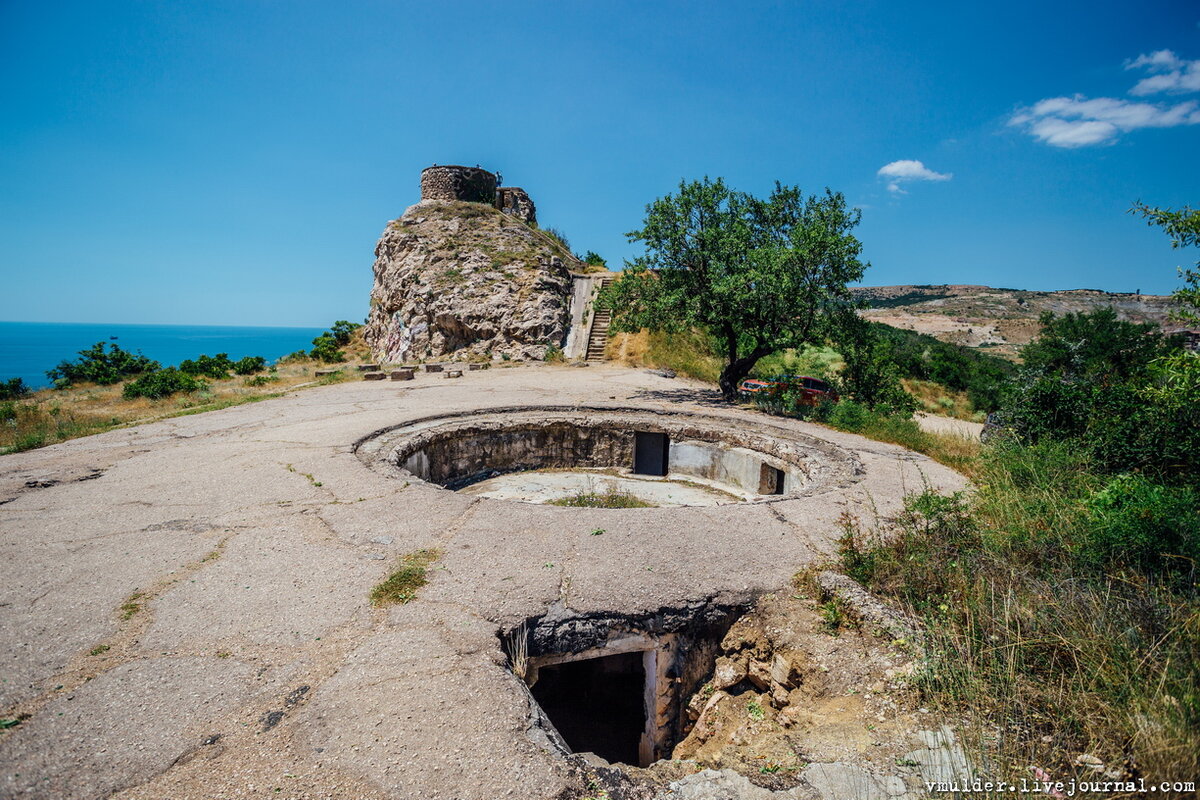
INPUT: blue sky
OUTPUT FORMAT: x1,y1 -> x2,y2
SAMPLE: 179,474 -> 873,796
1,1 -> 1197,327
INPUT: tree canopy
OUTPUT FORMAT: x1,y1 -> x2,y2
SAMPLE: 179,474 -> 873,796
599,177 -> 867,399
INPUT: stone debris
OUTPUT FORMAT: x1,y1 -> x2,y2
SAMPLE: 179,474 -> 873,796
356,364 -> 380,372
389,369 -> 414,381
445,370 -> 463,379
361,371 -> 386,381
801,762 -> 910,800
423,363 -> 443,373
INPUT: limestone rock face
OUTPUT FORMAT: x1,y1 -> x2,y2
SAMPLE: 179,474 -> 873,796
364,200 -> 574,363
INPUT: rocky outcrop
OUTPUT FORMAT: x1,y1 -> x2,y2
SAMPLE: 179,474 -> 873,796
364,200 -> 576,363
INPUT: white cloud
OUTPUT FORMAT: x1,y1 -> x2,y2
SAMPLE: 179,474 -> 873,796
876,160 -> 952,194
1008,93 -> 1200,147
1126,49 -> 1200,95
1010,49 -> 1200,147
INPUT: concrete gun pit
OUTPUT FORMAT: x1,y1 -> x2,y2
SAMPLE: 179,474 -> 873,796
354,406 -> 866,507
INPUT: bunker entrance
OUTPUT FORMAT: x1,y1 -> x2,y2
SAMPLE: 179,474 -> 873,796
507,601 -> 748,768
632,431 -> 670,476
530,650 -> 648,766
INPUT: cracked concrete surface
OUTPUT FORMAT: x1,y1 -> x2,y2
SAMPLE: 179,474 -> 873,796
0,365 -> 966,799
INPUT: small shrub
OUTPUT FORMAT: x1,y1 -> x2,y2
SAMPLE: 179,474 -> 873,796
47,342 -> 159,387
0,378 -> 29,401
243,374 -> 279,387
179,353 -> 234,379
232,356 -> 266,375
279,350 -> 311,364
123,368 -> 206,400
548,490 -> 656,508
583,250 -> 607,267
543,344 -> 565,363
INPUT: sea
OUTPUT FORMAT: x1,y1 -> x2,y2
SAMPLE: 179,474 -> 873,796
0,321 -> 328,389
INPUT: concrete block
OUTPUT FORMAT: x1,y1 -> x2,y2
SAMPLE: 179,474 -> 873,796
390,369 -> 415,381
362,371 -> 387,381
423,364 -> 444,373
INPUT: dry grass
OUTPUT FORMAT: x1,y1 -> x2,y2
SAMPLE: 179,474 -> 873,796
369,549 -> 442,606
903,378 -> 984,422
607,329 -> 724,382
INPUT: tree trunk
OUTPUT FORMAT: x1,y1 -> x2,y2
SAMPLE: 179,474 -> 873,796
718,350 -> 769,401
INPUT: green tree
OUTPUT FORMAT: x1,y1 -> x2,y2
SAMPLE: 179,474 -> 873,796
1132,202 -> 1199,322
600,178 -> 867,400
330,320 -> 362,346
47,342 -> 159,388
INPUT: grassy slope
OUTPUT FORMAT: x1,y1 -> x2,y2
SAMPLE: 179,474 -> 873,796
1,333 -> 372,455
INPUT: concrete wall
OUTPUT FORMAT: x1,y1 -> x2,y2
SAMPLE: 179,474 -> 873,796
669,440 -> 803,495
564,276 -> 607,360
399,422 -> 808,498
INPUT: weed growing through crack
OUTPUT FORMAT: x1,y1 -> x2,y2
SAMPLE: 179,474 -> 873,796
369,549 -> 441,606
285,463 -> 322,487
503,622 -> 529,680
119,591 -> 144,620
89,644 -> 110,656
590,528 -> 606,536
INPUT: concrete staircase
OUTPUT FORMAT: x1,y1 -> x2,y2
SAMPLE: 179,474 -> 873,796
585,277 -> 615,362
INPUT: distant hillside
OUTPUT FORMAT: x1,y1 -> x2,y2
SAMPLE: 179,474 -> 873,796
853,284 -> 1178,358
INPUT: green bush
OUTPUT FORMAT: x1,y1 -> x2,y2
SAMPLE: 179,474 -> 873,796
1082,473 -> 1200,579
243,374 -> 279,387
179,353 -> 234,379
232,356 -> 266,375
329,320 -> 361,346
47,343 -> 159,387
0,378 -> 29,401
123,368 -> 205,400
310,333 -> 345,363
583,250 -> 607,267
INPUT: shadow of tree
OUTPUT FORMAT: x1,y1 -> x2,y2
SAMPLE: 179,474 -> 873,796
627,387 -> 731,408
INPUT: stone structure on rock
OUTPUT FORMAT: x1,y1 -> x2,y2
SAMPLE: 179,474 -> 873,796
419,165 -> 497,204
418,165 -> 537,225
364,165 -> 576,363
496,186 -> 537,225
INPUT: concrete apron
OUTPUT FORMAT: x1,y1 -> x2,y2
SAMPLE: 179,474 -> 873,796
0,365 -> 968,800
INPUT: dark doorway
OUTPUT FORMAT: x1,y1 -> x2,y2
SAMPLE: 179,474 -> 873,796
530,651 -> 647,765
633,431 -> 669,476
759,463 -> 786,495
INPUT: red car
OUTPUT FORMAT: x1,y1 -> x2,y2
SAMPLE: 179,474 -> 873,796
738,375 -> 839,406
